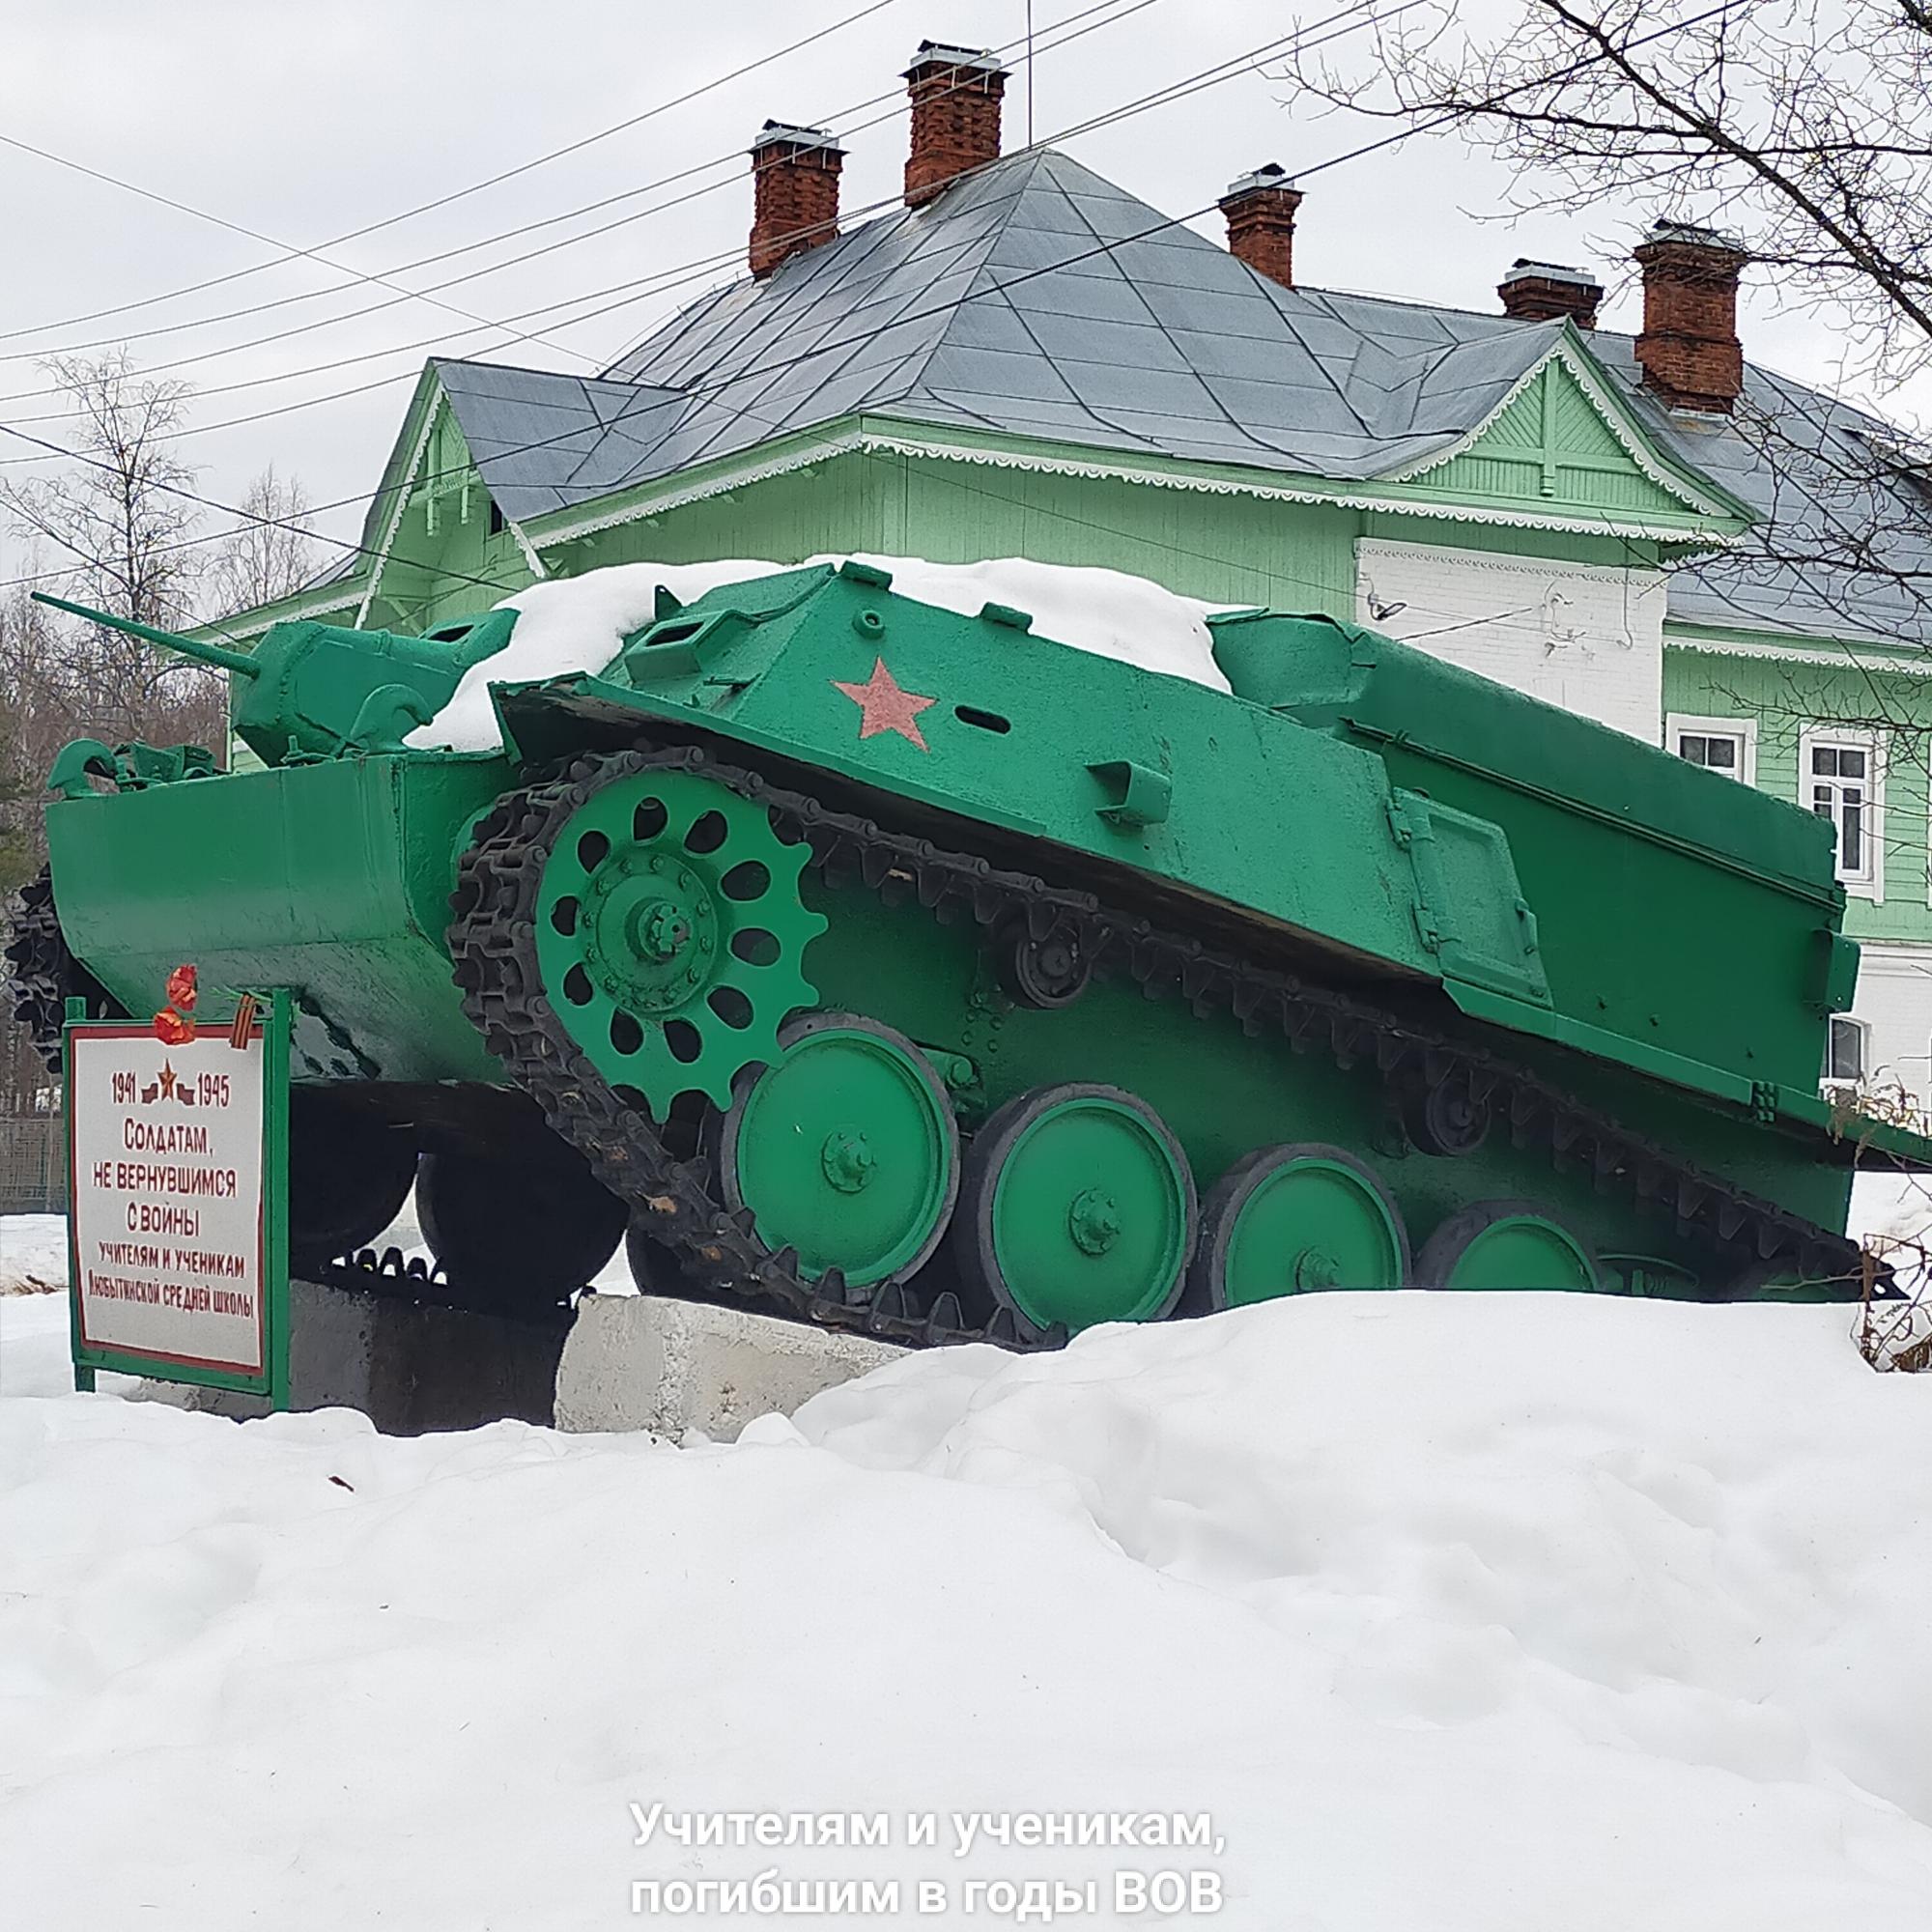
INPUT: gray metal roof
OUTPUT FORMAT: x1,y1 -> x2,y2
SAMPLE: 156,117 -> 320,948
421,146 -> 1929,648
1587,339 -> 1932,646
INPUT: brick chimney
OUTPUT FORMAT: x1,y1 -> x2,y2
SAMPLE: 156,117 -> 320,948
1498,259 -> 1603,328
1219,164 -> 1302,290
749,122 -> 844,279
1633,219 -> 1747,412
903,42 -> 1006,208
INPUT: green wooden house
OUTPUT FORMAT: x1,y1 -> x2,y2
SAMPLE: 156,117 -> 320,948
200,43 -> 1932,1115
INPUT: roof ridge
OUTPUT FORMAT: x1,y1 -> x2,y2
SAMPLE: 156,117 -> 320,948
883,148 -> 1059,402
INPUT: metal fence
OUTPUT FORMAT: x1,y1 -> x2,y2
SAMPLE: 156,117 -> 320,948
0,1113 -> 66,1214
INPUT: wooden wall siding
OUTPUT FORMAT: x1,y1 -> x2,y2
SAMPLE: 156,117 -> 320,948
1415,364 -> 1708,527
888,456 -> 1360,611
387,430 -> 1932,936
1664,646 -> 1932,941
410,450 -> 1375,630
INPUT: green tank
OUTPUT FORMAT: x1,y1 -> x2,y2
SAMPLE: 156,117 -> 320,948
8,562 -> 1915,1345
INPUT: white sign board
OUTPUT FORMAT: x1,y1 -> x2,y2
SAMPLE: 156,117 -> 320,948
70,1025 -> 267,1377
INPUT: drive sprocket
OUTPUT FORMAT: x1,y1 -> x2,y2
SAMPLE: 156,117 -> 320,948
529,765 -> 824,1114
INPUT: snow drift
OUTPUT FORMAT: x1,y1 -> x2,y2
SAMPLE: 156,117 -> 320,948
3,1288 -> 1929,1928
411,554 -> 1236,752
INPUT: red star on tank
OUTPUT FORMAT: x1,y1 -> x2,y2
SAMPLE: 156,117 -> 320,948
832,658 -> 936,752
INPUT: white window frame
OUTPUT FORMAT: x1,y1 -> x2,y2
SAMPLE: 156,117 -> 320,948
1822,1013 -> 1871,1094
1799,724 -> 1885,903
1665,712 -> 1758,785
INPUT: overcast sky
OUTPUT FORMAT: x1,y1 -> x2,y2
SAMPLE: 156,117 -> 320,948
0,0 -> 1887,587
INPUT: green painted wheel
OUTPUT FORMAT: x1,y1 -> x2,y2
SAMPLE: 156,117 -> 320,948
1190,1143 -> 1408,1311
954,1083 -> 1197,1340
719,1014 -> 959,1292
533,769 -> 824,1113
1417,1199 -> 1601,1292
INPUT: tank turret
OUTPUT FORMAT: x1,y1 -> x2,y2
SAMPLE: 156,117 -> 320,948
31,593 -> 516,765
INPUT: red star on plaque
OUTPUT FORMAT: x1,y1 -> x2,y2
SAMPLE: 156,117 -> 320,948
157,1061 -> 177,1100
832,658 -> 936,752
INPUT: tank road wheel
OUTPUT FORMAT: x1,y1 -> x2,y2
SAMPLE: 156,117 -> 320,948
534,769 -> 825,1116
1403,1066 -> 1492,1158
718,1014 -> 960,1296
996,919 -> 1093,1009
286,1091 -> 418,1273
953,1084 -> 1197,1341
1189,1143 -> 1409,1312
1418,1200 -> 1601,1292
418,1147 -> 626,1310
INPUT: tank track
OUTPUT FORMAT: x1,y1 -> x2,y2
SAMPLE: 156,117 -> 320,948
4,864 -> 115,1074
448,744 -> 1869,1351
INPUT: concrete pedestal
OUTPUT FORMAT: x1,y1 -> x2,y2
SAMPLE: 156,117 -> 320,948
555,1291 -> 905,1438
135,1279 -> 904,1438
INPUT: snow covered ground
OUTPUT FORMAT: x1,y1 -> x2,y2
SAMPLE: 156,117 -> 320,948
0,1210 -> 68,1296
4,1208 -> 1931,1927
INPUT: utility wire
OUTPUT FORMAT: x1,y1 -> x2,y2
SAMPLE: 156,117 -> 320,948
0,0 -> 1191,429
0,0 -> 1139,375
0,126 -> 597,370
0,0 -> 1476,603
0,0 -> 1354,447
0,0 -> 1151,396
0,0 -> 909,348
0,0 -> 1738,604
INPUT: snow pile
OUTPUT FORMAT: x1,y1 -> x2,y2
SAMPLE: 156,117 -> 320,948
412,554 -> 1235,752
0,1211 -> 68,1294
1850,1165 -> 1932,1263
4,1290 -> 1931,1927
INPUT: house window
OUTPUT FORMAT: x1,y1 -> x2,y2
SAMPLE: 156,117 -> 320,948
1799,727 -> 1884,900
1665,713 -> 1756,785
1824,1014 -> 1868,1086
1680,732 -> 1739,774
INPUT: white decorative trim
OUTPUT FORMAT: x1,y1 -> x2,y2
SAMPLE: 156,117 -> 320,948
524,421 -> 1746,555
357,398 -> 440,627
1386,339 -> 1739,523
207,585 -> 363,642
1665,633 -> 1932,676
1856,941 -> 1932,979
1359,537 -> 1662,588
1799,722 -> 1886,903
857,430 -> 1740,543
503,515 -> 548,582
1665,711 -> 1759,785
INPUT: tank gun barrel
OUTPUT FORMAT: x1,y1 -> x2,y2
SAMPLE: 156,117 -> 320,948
31,591 -> 262,678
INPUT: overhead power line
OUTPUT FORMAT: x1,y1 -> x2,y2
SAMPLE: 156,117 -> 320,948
0,0 -> 1191,431
0,1 -> 1477,603
0,0 -> 1744,610
0,0 -> 1151,388
0,0 -> 910,350
0,127 -> 597,370
0,0 -> 1335,443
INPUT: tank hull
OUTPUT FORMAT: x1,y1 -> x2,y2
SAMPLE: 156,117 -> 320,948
44,752 -> 509,1085
22,559 -> 1921,1333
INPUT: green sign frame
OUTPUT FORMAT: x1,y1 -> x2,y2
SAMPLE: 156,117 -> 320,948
65,988 -> 291,1407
